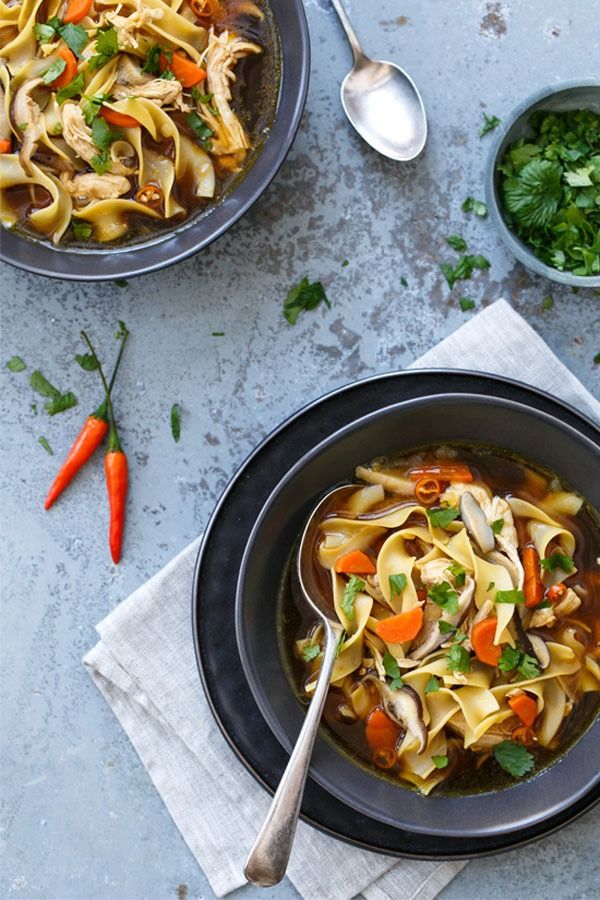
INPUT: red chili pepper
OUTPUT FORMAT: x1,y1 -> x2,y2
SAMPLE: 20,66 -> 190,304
44,329 -> 128,509
105,432 -> 128,565
44,401 -> 109,509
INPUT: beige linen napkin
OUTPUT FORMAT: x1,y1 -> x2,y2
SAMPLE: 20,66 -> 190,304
84,299 -> 600,900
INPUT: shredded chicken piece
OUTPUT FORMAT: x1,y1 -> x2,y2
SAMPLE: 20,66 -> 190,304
554,588 -> 582,617
420,557 -> 458,586
11,78 -> 44,174
60,102 -> 97,164
114,78 -> 187,110
103,0 -> 163,51
440,482 -> 492,515
199,29 -> 261,156
490,496 -> 524,588
116,55 -> 152,87
60,172 -> 131,204
529,606 -> 557,629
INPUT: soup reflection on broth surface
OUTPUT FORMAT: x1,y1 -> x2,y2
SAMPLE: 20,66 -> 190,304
281,445 -> 600,795
0,0 -> 278,246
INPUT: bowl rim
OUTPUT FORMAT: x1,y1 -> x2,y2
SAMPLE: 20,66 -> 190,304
485,77 -> 600,288
235,391 -> 600,835
0,0 -> 310,282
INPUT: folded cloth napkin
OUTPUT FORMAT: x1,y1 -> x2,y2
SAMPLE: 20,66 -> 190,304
84,299 -> 600,900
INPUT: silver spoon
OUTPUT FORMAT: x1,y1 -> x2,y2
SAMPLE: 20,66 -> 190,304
243,486 -> 351,887
331,0 -> 427,160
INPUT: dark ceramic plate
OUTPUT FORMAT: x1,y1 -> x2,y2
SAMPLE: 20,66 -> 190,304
0,0 -> 309,282
193,371 -> 600,858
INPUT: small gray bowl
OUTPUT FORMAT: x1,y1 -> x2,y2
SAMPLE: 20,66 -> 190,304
486,79 -> 600,288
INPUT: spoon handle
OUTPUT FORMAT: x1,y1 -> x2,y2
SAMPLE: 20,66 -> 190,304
330,0 -> 364,63
243,620 -> 343,887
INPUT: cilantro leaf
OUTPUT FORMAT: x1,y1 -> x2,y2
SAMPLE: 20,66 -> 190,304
171,402 -> 181,443
517,653 -> 541,680
389,573 -> 407,599
29,370 -> 60,400
480,113 -> 501,137
503,159 -> 563,228
459,296 -> 475,311
431,754 -> 449,768
427,506 -> 460,528
498,646 -> 540,680
45,392 -> 78,416
438,620 -> 457,635
498,645 -> 521,673
541,552 -> 574,573
72,219 -> 93,240
448,562 -> 466,586
42,57 -> 66,85
91,115 -> 121,152
341,575 -> 364,621
186,111 -> 213,147
462,196 -> 488,217
284,277 -> 330,325
495,589 -> 525,604
382,651 -> 404,690
88,26 -> 119,71
446,643 -> 471,673
6,356 -> 26,372
493,740 -> 534,777
491,518 -> 504,534
428,581 -> 459,615
38,436 -> 54,455
542,295 -> 554,311
34,21 -> 60,43
425,675 -> 441,693
142,44 -> 162,75
447,234 -> 467,252
75,353 -> 98,371
60,23 -> 88,58
56,72 -> 85,105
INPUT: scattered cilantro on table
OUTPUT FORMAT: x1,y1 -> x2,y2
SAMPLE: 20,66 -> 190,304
441,255 -> 490,290
459,297 -> 475,312
497,109 -> 600,276
38,436 -> 54,455
480,113 -> 501,137
6,356 -> 26,372
283,277 -> 330,325
446,234 -> 468,252
462,196 -> 488,217
29,370 -> 78,415
170,403 -> 181,443
542,295 -> 554,311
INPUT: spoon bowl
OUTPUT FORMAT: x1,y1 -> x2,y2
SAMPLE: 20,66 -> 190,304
331,0 -> 427,161
341,57 -> 427,161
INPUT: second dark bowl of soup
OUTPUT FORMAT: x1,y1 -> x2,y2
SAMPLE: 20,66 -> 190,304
235,393 -> 600,836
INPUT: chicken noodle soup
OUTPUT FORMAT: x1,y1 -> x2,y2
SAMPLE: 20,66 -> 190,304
283,446 -> 600,795
0,0 -> 278,245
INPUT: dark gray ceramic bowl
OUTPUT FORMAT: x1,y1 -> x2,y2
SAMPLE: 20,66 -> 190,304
236,393 -> 600,836
0,0 -> 309,282
486,78 -> 600,287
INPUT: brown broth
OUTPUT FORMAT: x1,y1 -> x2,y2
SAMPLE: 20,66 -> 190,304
278,443 -> 600,795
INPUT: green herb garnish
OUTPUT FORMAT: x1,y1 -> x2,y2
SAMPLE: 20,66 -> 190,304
542,295 -> 554,311
45,392 -> 78,416
400,276 -> 408,287
382,651 -> 404,690
431,754 -> 449,768
491,518 -> 504,534
497,109 -> 600,277
88,26 -> 119,71
186,111 -> 213,147
447,234 -> 468,252
440,255 -> 490,289
38,436 -> 54,455
389,573 -> 408,599
459,297 -> 476,311
283,276 -> 330,325
171,403 -> 181,443
142,44 -> 162,75
341,575 -> 364,621
495,589 -> 525,604
75,353 -> 98,371
29,370 -> 77,415
493,740 -> 534,777
60,23 -> 88,57
6,356 -> 26,372
462,196 -> 488,217
42,57 -> 66,85
428,581 -> 459,615
480,113 -> 501,137
427,506 -> 460,528
56,72 -> 85,105
498,646 -> 540,680
34,19 -> 61,43
438,620 -> 457,636
446,643 -> 471,673
541,552 -> 574,573
301,642 -> 321,662
72,219 -> 93,240
425,675 -> 441,693
448,562 -> 466,586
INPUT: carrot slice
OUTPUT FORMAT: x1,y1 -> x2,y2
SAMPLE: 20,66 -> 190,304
365,707 -> 401,753
414,477 -> 441,505
508,693 -> 537,728
408,464 -> 473,483
160,51 -> 206,87
522,544 -> 544,608
375,607 -> 424,644
0,138 -> 12,153
50,47 -> 78,89
471,617 -> 501,666
63,0 -> 93,23
333,550 -> 376,575
100,107 -> 140,128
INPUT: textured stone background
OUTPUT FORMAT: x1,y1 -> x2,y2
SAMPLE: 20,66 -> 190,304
1,0 -> 599,898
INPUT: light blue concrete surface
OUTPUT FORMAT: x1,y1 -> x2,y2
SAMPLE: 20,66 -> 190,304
1,1 -> 599,899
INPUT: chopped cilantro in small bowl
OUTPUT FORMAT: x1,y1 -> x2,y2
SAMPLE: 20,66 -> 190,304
486,80 -> 600,286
